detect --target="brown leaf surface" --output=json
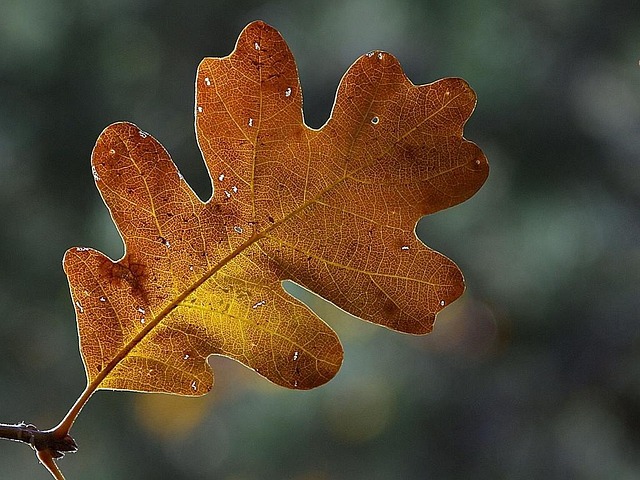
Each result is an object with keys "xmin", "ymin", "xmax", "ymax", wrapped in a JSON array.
[{"xmin": 64, "ymin": 21, "xmax": 488, "ymax": 395}]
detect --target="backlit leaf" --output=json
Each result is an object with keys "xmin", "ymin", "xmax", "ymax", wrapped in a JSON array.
[{"xmin": 64, "ymin": 21, "xmax": 488, "ymax": 396}]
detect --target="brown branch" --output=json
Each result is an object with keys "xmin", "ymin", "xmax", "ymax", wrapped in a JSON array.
[
  {"xmin": 0, "ymin": 422, "xmax": 77, "ymax": 457},
  {"xmin": 0, "ymin": 422, "xmax": 77, "ymax": 478}
]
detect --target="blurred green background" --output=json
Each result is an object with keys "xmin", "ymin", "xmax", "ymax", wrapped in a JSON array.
[{"xmin": 1, "ymin": 0, "xmax": 639, "ymax": 478}]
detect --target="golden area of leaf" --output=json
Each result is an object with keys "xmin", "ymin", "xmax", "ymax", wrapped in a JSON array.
[{"xmin": 64, "ymin": 21, "xmax": 488, "ymax": 395}]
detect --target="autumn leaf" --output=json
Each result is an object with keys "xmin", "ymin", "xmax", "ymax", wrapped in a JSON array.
[
  {"xmin": 0, "ymin": 21, "xmax": 489, "ymax": 479},
  {"xmin": 64, "ymin": 21, "xmax": 488, "ymax": 400}
]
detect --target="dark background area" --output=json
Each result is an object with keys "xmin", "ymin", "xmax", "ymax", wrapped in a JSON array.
[{"xmin": 1, "ymin": 0, "xmax": 639, "ymax": 478}]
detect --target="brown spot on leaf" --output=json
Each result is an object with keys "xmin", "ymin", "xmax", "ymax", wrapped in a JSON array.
[
  {"xmin": 99, "ymin": 255, "xmax": 148, "ymax": 302},
  {"xmin": 382, "ymin": 298, "xmax": 400, "ymax": 317}
]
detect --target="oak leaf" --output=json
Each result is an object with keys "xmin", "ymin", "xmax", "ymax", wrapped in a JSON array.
[{"xmin": 64, "ymin": 20, "xmax": 488, "ymax": 397}]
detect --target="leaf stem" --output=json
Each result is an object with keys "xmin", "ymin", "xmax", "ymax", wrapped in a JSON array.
[{"xmin": 51, "ymin": 385, "xmax": 94, "ymax": 438}]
